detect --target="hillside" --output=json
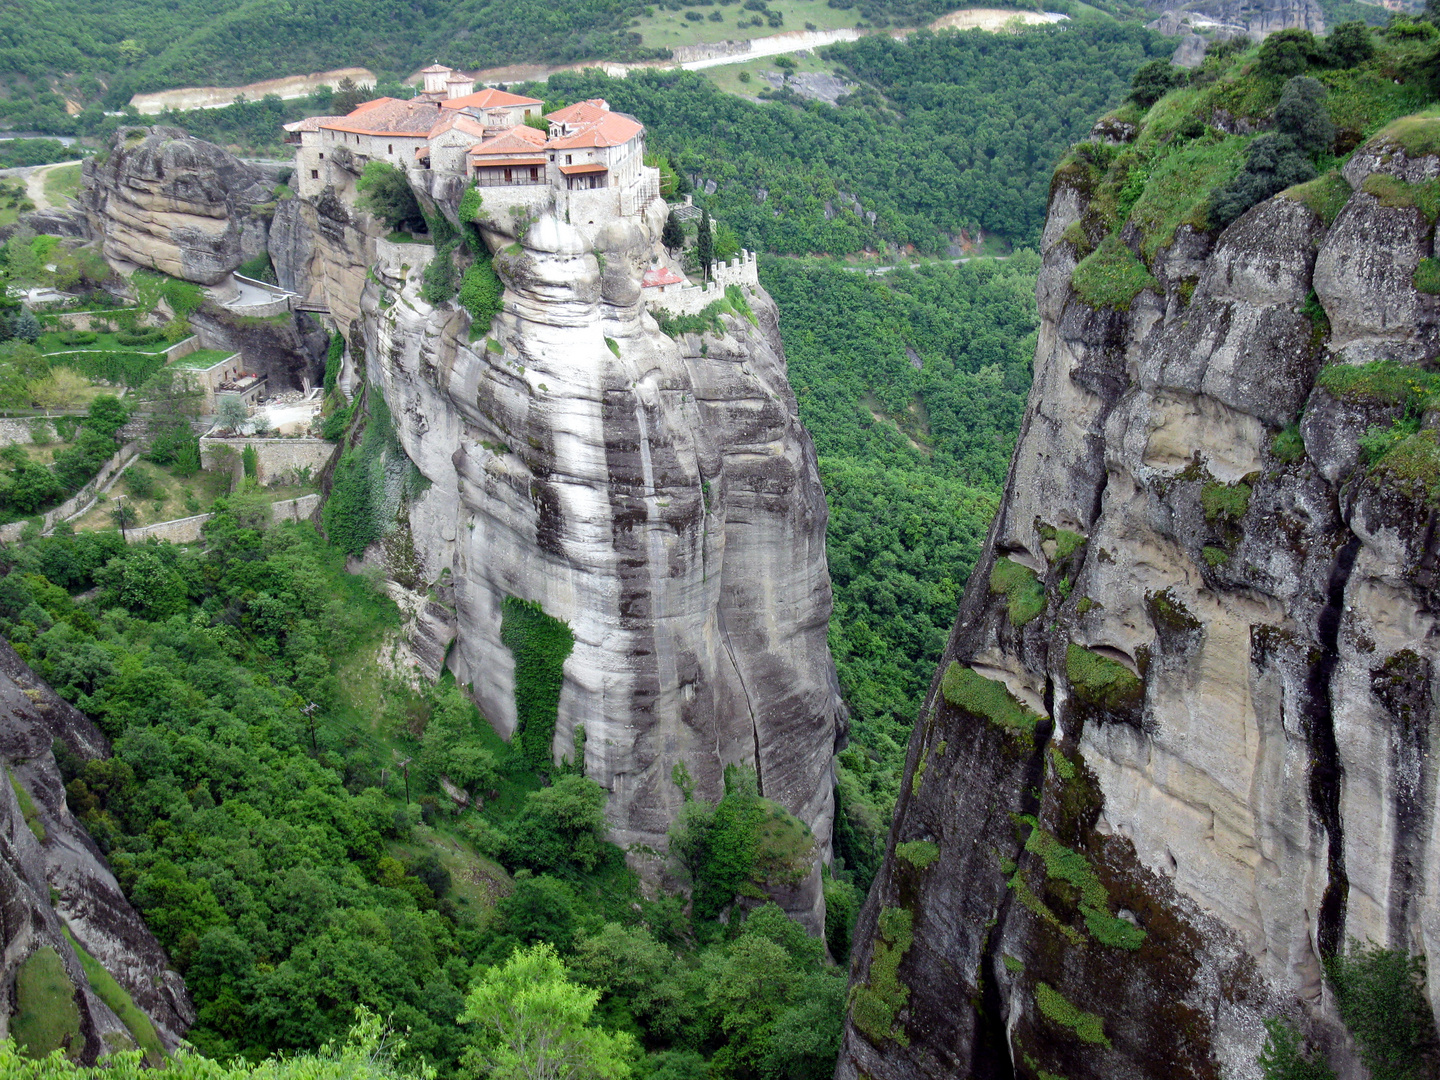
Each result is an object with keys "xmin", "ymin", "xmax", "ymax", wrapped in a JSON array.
[{"xmin": 838, "ymin": 17, "xmax": 1440, "ymax": 1080}]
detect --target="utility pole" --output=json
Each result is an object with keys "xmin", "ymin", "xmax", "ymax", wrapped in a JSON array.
[
  {"xmin": 398, "ymin": 756, "xmax": 412, "ymax": 806},
  {"xmin": 301, "ymin": 700, "xmax": 319, "ymax": 754}
]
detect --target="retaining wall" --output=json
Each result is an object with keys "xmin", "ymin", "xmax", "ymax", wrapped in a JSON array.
[
  {"xmin": 0, "ymin": 441, "xmax": 140, "ymax": 543},
  {"xmin": 376, "ymin": 238, "xmax": 436, "ymax": 274},
  {"xmin": 199, "ymin": 437, "xmax": 335, "ymax": 486},
  {"xmin": 124, "ymin": 493, "xmax": 321, "ymax": 544}
]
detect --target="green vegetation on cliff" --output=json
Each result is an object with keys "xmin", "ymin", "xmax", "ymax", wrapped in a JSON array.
[{"xmin": 0, "ymin": 508, "xmax": 846, "ymax": 1077}]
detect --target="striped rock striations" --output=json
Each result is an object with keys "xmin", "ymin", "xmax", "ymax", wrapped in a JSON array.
[{"xmin": 838, "ymin": 118, "xmax": 1440, "ymax": 1078}]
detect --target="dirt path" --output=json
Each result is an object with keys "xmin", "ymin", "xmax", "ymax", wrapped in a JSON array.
[{"xmin": 22, "ymin": 161, "xmax": 83, "ymax": 211}]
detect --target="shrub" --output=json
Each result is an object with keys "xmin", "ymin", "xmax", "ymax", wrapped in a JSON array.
[
  {"xmin": 1272, "ymin": 424, "xmax": 1306, "ymax": 463},
  {"xmin": 1325, "ymin": 941, "xmax": 1438, "ymax": 1080},
  {"xmin": 1415, "ymin": 258, "xmax": 1440, "ymax": 294},
  {"xmin": 1070, "ymin": 235, "xmax": 1159, "ymax": 311},
  {"xmin": 422, "ymin": 244, "xmax": 458, "ymax": 305},
  {"xmin": 1258, "ymin": 1019, "xmax": 1337, "ymax": 1080},
  {"xmin": 459, "ymin": 256, "xmax": 503, "ymax": 327},
  {"xmin": 989, "ymin": 556, "xmax": 1045, "ymax": 626},
  {"xmin": 1201, "ymin": 480, "xmax": 1252, "ymax": 521},
  {"xmin": 940, "ymin": 663, "xmax": 1040, "ymax": 739},
  {"xmin": 355, "ymin": 161, "xmax": 424, "ymax": 232},
  {"xmin": 1034, "ymin": 982, "xmax": 1110, "ymax": 1047},
  {"xmin": 1129, "ymin": 59, "xmax": 1186, "ymax": 108},
  {"xmin": 1065, "ymin": 643, "xmax": 1142, "ymax": 713},
  {"xmin": 1257, "ymin": 29, "xmax": 1323, "ymax": 78}
]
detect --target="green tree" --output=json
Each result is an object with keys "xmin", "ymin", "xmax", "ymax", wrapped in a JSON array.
[
  {"xmin": 1273, "ymin": 76, "xmax": 1334, "ymax": 156},
  {"xmin": 1257, "ymin": 29, "xmax": 1323, "ymax": 78},
  {"xmin": 696, "ymin": 209, "xmax": 713, "ymax": 282},
  {"xmin": 217, "ymin": 394, "xmax": 248, "ymax": 431},
  {"xmin": 508, "ymin": 775, "xmax": 612, "ymax": 873},
  {"xmin": 1327, "ymin": 21, "xmax": 1375, "ymax": 66},
  {"xmin": 356, "ymin": 162, "xmax": 424, "ymax": 232},
  {"xmin": 1129, "ymin": 59, "xmax": 1185, "ymax": 107},
  {"xmin": 662, "ymin": 210, "xmax": 685, "ymax": 254},
  {"xmin": 460, "ymin": 943, "xmax": 635, "ymax": 1080}
]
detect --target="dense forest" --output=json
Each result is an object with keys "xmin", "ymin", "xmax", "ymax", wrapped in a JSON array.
[
  {"xmin": 762, "ymin": 254, "xmax": 1038, "ymax": 884},
  {"xmin": 0, "ymin": 506, "xmax": 855, "ymax": 1078},
  {"xmin": 535, "ymin": 25, "xmax": 1172, "ymax": 250}
]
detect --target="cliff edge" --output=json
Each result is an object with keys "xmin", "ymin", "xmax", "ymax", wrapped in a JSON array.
[{"xmin": 838, "ymin": 47, "xmax": 1440, "ymax": 1080}]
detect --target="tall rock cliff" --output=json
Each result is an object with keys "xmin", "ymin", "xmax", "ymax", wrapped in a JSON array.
[
  {"xmin": 0, "ymin": 641, "xmax": 192, "ymax": 1059},
  {"xmin": 838, "ymin": 107, "xmax": 1440, "ymax": 1078},
  {"xmin": 276, "ymin": 157, "xmax": 845, "ymax": 927}
]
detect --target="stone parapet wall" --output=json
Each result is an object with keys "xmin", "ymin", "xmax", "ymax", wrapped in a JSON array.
[
  {"xmin": 123, "ymin": 493, "xmax": 321, "ymax": 544},
  {"xmin": 199, "ymin": 436, "xmax": 335, "ymax": 485},
  {"xmin": 376, "ymin": 238, "xmax": 436, "ymax": 273},
  {"xmin": 0, "ymin": 441, "xmax": 140, "ymax": 542}
]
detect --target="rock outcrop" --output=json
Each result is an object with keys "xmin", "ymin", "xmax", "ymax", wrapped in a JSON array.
[
  {"xmin": 0, "ymin": 641, "xmax": 192, "ymax": 1059},
  {"xmin": 1147, "ymin": 0, "xmax": 1324, "ymax": 67},
  {"xmin": 80, "ymin": 127, "xmax": 273, "ymax": 285},
  {"xmin": 838, "ymin": 116, "xmax": 1440, "ymax": 1078},
  {"xmin": 291, "ymin": 162, "xmax": 845, "ymax": 929}
]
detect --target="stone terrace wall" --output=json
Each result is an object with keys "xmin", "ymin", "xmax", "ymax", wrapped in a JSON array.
[
  {"xmin": 124, "ymin": 493, "xmax": 320, "ymax": 543},
  {"xmin": 199, "ymin": 436, "xmax": 335, "ymax": 485}
]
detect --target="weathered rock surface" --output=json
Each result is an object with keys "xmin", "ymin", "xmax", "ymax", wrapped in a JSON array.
[
  {"xmin": 294, "ymin": 172, "xmax": 845, "ymax": 930},
  {"xmin": 1147, "ymin": 0, "xmax": 1323, "ymax": 66},
  {"xmin": 0, "ymin": 641, "xmax": 192, "ymax": 1058},
  {"xmin": 838, "ymin": 125, "xmax": 1439, "ymax": 1078},
  {"xmin": 79, "ymin": 127, "xmax": 272, "ymax": 285}
]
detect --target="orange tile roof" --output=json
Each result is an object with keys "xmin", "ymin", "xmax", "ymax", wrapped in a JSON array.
[
  {"xmin": 350, "ymin": 97, "xmax": 393, "ymax": 114},
  {"xmin": 545, "ymin": 99, "xmax": 610, "ymax": 124},
  {"xmin": 468, "ymin": 127, "xmax": 548, "ymax": 155},
  {"xmin": 427, "ymin": 113, "xmax": 489, "ymax": 140},
  {"xmin": 642, "ymin": 266, "xmax": 685, "ymax": 288},
  {"xmin": 559, "ymin": 162, "xmax": 608, "ymax": 176},
  {"xmin": 421, "ymin": 64, "xmax": 452, "ymax": 73},
  {"xmin": 549, "ymin": 110, "xmax": 643, "ymax": 150},
  {"xmin": 442, "ymin": 87, "xmax": 545, "ymax": 111},
  {"xmin": 320, "ymin": 98, "xmax": 443, "ymax": 136}
]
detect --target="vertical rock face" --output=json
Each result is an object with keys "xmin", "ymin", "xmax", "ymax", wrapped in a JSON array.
[
  {"xmin": 839, "ymin": 120, "xmax": 1440, "ymax": 1078},
  {"xmin": 302, "ymin": 169, "xmax": 844, "ymax": 926},
  {"xmin": 80, "ymin": 127, "xmax": 273, "ymax": 285},
  {"xmin": 0, "ymin": 641, "xmax": 193, "ymax": 1058}
]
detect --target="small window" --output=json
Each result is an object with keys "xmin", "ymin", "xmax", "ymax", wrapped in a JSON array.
[
  {"xmin": 529, "ymin": 166, "xmax": 538, "ymax": 181},
  {"xmin": 318, "ymin": 152, "xmax": 324, "ymax": 159},
  {"xmin": 566, "ymin": 154, "xmax": 572, "ymax": 164},
  {"xmin": 311, "ymin": 170, "xmax": 319, "ymax": 179},
  {"xmin": 388, "ymin": 144, "xmax": 393, "ymax": 153}
]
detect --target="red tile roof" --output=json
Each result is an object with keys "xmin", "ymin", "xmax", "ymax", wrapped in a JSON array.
[
  {"xmin": 469, "ymin": 126, "xmax": 548, "ymax": 156},
  {"xmin": 442, "ymin": 87, "xmax": 545, "ymax": 111},
  {"xmin": 321, "ymin": 98, "xmax": 443, "ymax": 136},
  {"xmin": 427, "ymin": 113, "xmax": 489, "ymax": 140},
  {"xmin": 545, "ymin": 99, "xmax": 610, "ymax": 125},
  {"xmin": 641, "ymin": 266, "xmax": 685, "ymax": 288},
  {"xmin": 559, "ymin": 162, "xmax": 608, "ymax": 175},
  {"xmin": 550, "ymin": 110, "xmax": 643, "ymax": 150}
]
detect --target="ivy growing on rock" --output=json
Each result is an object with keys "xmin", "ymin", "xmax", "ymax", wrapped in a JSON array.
[{"xmin": 499, "ymin": 595, "xmax": 575, "ymax": 773}]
